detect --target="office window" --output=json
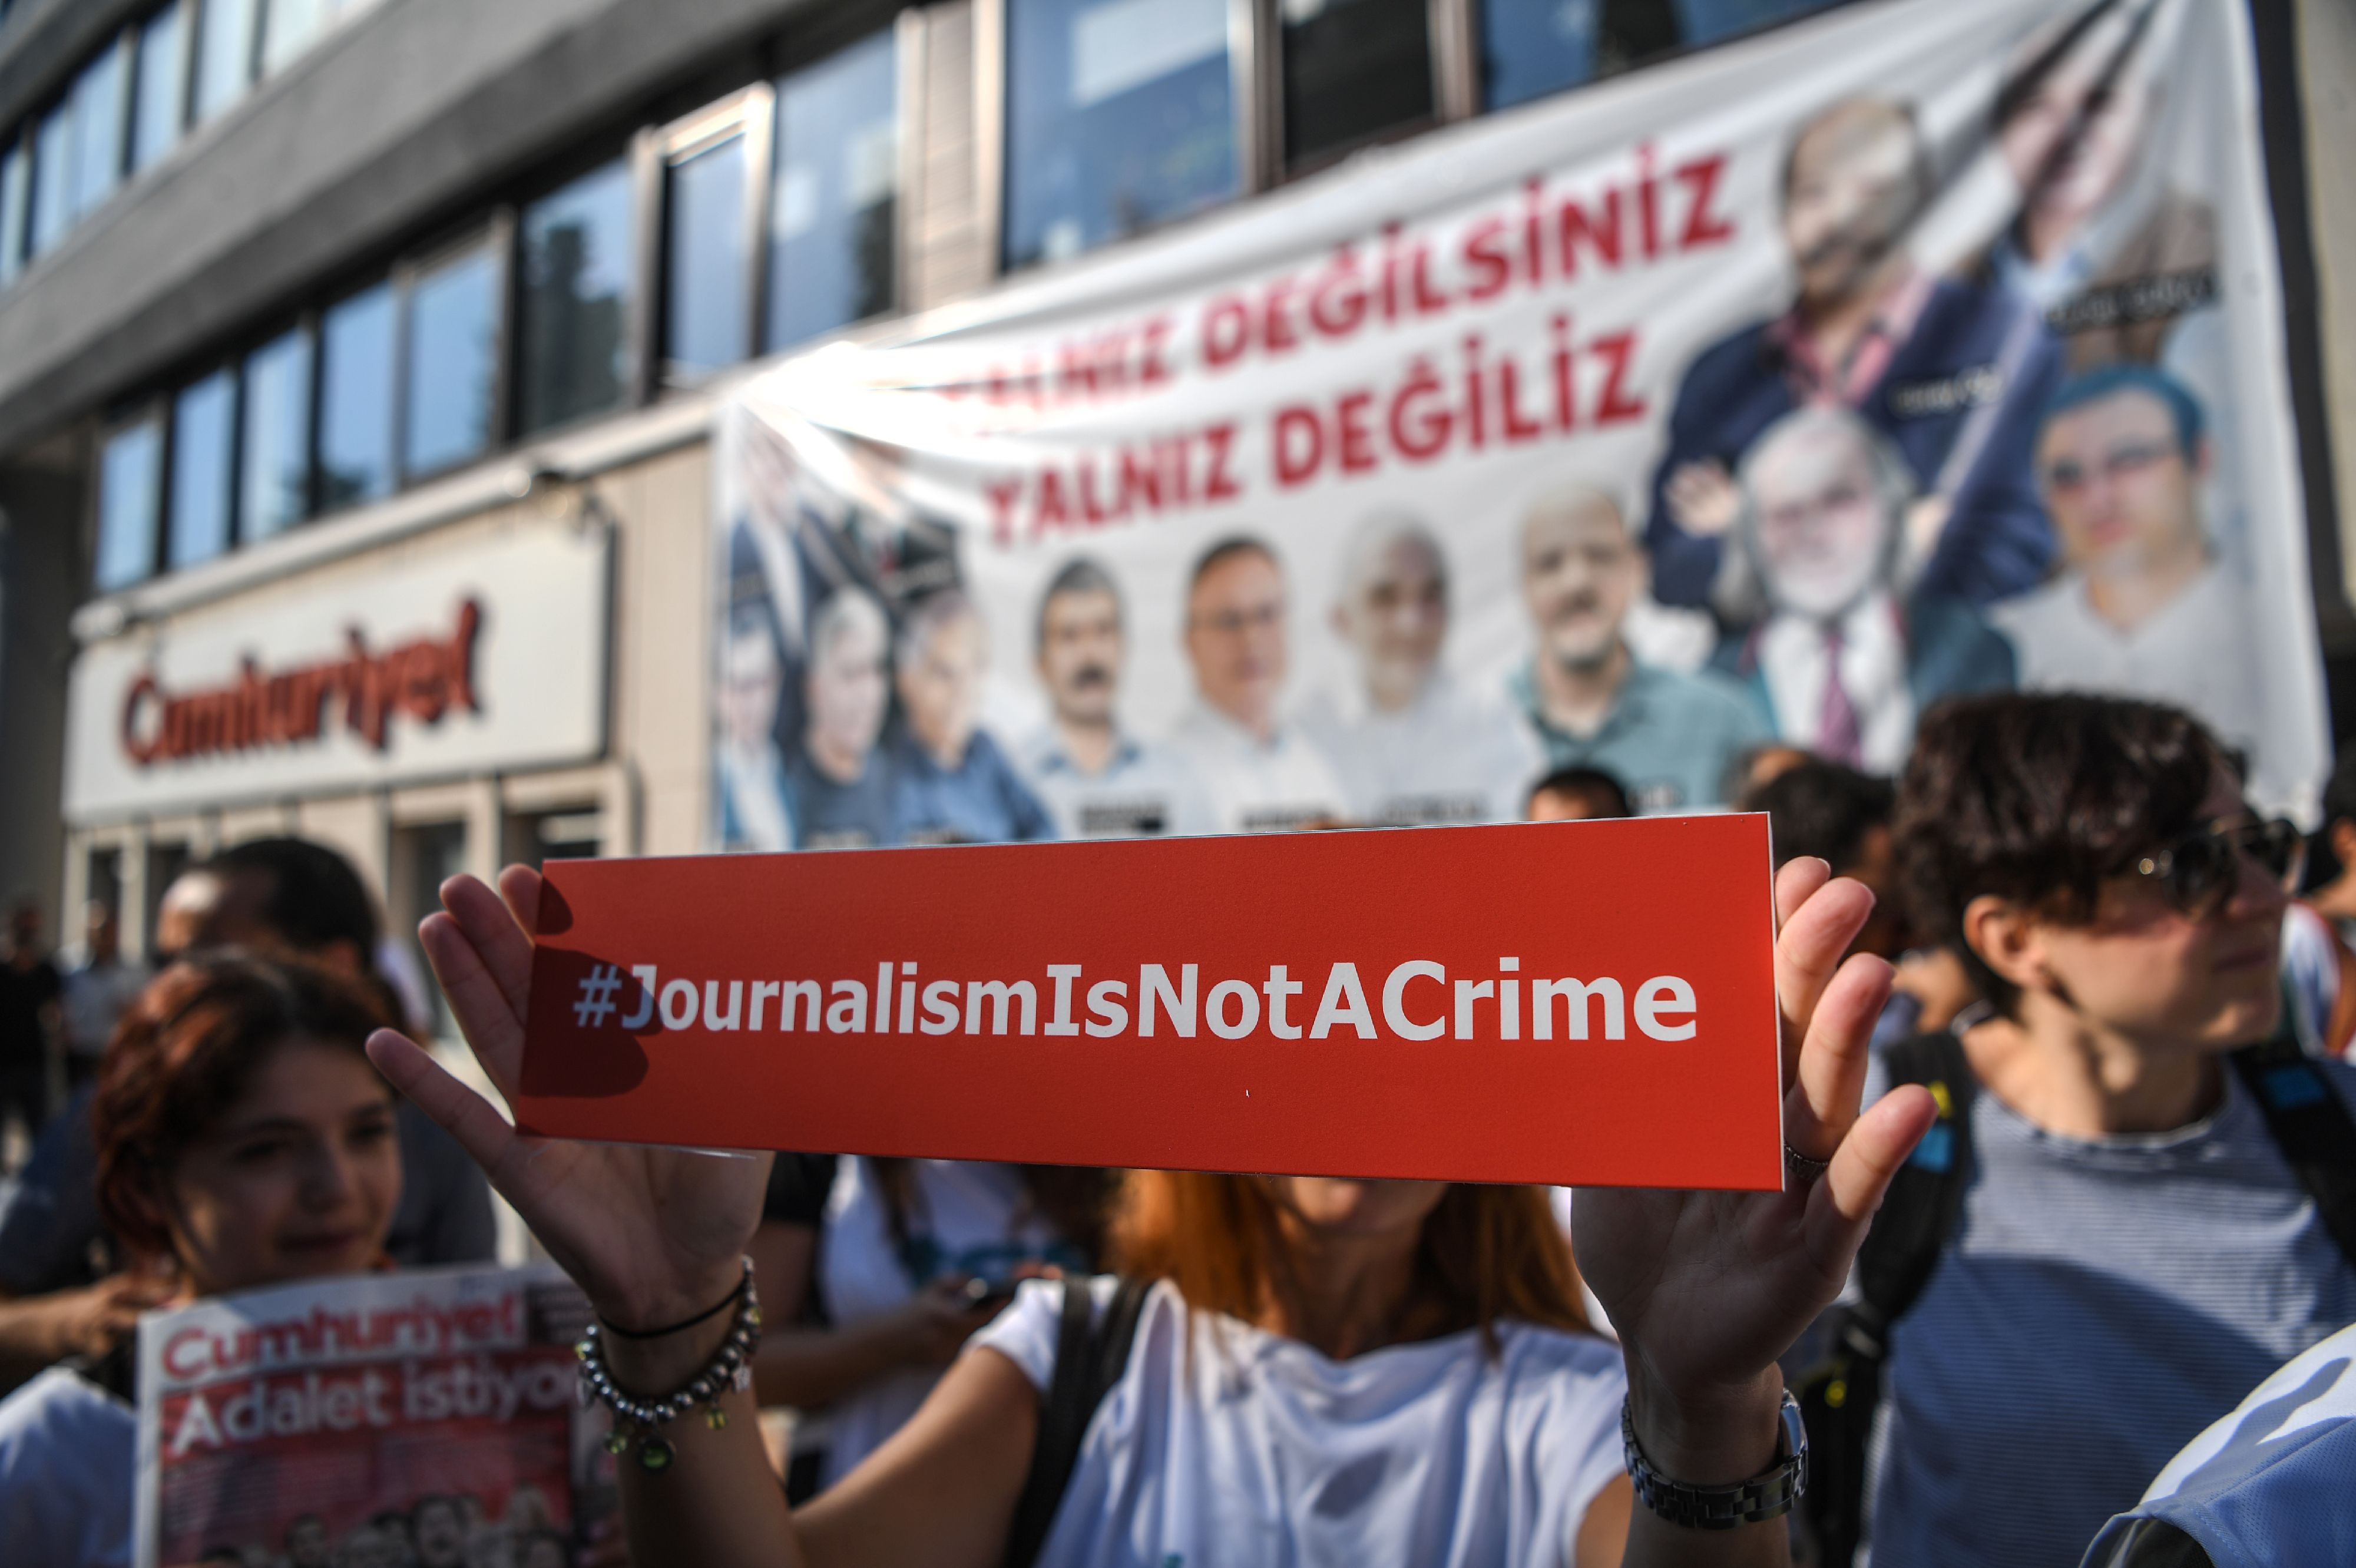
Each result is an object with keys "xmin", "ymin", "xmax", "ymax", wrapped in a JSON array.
[
  {"xmin": 319, "ymin": 282, "xmax": 395, "ymax": 510},
  {"xmin": 241, "ymin": 325, "xmax": 313, "ymax": 540},
  {"xmin": 518, "ymin": 158, "xmax": 635, "ymax": 434},
  {"xmin": 403, "ymin": 239, "xmax": 500, "ymax": 476},
  {"xmin": 1003, "ymin": 0, "xmax": 1237, "ymax": 271},
  {"xmin": 1483, "ymin": 0, "xmax": 1849, "ymax": 108},
  {"xmin": 767, "ymin": 31, "xmax": 899, "ymax": 351},
  {"xmin": 664, "ymin": 133, "xmax": 751, "ymax": 381},
  {"xmin": 69, "ymin": 42, "xmax": 128, "ymax": 219},
  {"xmin": 131, "ymin": 5, "xmax": 188, "ymax": 173},
  {"xmin": 29, "ymin": 104, "xmax": 69, "ymax": 256},
  {"xmin": 167, "ymin": 368, "xmax": 236, "ymax": 570},
  {"xmin": 96, "ymin": 416, "xmax": 164, "ymax": 591},
  {"xmin": 0, "ymin": 141, "xmax": 25, "ymax": 286},
  {"xmin": 1283, "ymin": 0, "xmax": 1433, "ymax": 168},
  {"xmin": 193, "ymin": 0, "xmax": 259, "ymax": 125}
]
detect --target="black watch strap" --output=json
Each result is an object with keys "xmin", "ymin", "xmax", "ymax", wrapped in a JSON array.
[{"xmin": 1620, "ymin": 1391, "xmax": 1809, "ymax": 1531}]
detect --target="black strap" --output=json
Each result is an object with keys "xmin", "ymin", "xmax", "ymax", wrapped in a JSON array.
[
  {"xmin": 1002, "ymin": 1276, "xmax": 1151, "ymax": 1568},
  {"xmin": 2087, "ymin": 1517, "xmax": 2218, "ymax": 1568},
  {"xmin": 1796, "ymin": 1030, "xmax": 1976, "ymax": 1568},
  {"xmin": 2229, "ymin": 1034, "xmax": 2356, "ymax": 1273},
  {"xmin": 1851, "ymin": 1031, "xmax": 1978, "ymax": 1335}
]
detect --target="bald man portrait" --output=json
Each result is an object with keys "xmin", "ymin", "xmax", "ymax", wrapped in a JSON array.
[
  {"xmin": 1646, "ymin": 94, "xmax": 2062, "ymax": 613},
  {"xmin": 1299, "ymin": 512, "xmax": 1539, "ymax": 825},
  {"xmin": 1508, "ymin": 486, "xmax": 1766, "ymax": 813}
]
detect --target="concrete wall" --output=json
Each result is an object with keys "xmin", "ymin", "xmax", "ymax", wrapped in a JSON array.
[
  {"xmin": 0, "ymin": 443, "xmax": 81, "ymax": 919},
  {"xmin": 2297, "ymin": 0, "xmax": 2356, "ymax": 617}
]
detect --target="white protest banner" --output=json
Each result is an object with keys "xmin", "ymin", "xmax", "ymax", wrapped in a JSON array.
[{"xmin": 710, "ymin": 0, "xmax": 2322, "ymax": 856}]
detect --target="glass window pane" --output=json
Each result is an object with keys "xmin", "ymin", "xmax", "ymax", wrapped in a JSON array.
[
  {"xmin": 193, "ymin": 0, "xmax": 259, "ymax": 124},
  {"xmin": 29, "ymin": 105, "xmax": 70, "ymax": 256},
  {"xmin": 1282, "ymin": 0, "xmax": 1433, "ymax": 168},
  {"xmin": 167, "ymin": 369, "xmax": 236, "ymax": 570},
  {"xmin": 70, "ymin": 43, "xmax": 128, "ymax": 218},
  {"xmin": 96, "ymin": 418, "xmax": 164, "ymax": 591},
  {"xmin": 0, "ymin": 143, "xmax": 26, "ymax": 286},
  {"xmin": 241, "ymin": 326, "xmax": 313, "ymax": 540},
  {"xmin": 519, "ymin": 157, "xmax": 635, "ymax": 433},
  {"xmin": 319, "ymin": 282, "xmax": 395, "ymax": 510},
  {"xmin": 664, "ymin": 134, "xmax": 749, "ymax": 381},
  {"xmin": 1483, "ymin": 0, "xmax": 1847, "ymax": 107},
  {"xmin": 132, "ymin": 6, "xmax": 188, "ymax": 173},
  {"xmin": 403, "ymin": 242, "xmax": 499, "ymax": 476},
  {"xmin": 767, "ymin": 31, "xmax": 899, "ymax": 350},
  {"xmin": 262, "ymin": 0, "xmax": 327, "ymax": 75},
  {"xmin": 1004, "ymin": 0, "xmax": 1236, "ymax": 271}
]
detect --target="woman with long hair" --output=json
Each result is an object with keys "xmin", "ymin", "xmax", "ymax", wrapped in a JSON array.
[
  {"xmin": 373, "ymin": 859, "xmax": 1934, "ymax": 1566},
  {"xmin": 0, "ymin": 955, "xmax": 401, "ymax": 1567}
]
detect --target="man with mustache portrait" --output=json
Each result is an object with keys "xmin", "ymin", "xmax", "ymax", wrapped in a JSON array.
[
  {"xmin": 1646, "ymin": 95, "xmax": 2062, "ymax": 614},
  {"xmin": 1508, "ymin": 485, "xmax": 1766, "ymax": 814},
  {"xmin": 1018, "ymin": 558, "xmax": 1212, "ymax": 839}
]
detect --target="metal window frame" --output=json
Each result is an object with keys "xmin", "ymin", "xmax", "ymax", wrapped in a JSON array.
[
  {"xmin": 391, "ymin": 214, "xmax": 517, "ymax": 487},
  {"xmin": 91, "ymin": 401, "xmax": 170, "ymax": 593},
  {"xmin": 651, "ymin": 82, "xmax": 775, "ymax": 393},
  {"xmin": 766, "ymin": 19, "xmax": 911, "ymax": 355},
  {"xmin": 984, "ymin": 0, "xmax": 1481, "ymax": 276},
  {"xmin": 164, "ymin": 359, "xmax": 242, "ymax": 568},
  {"xmin": 511, "ymin": 145, "xmax": 646, "ymax": 440}
]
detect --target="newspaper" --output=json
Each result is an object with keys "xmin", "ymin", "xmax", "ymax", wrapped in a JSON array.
[{"xmin": 133, "ymin": 1263, "xmax": 614, "ymax": 1568}]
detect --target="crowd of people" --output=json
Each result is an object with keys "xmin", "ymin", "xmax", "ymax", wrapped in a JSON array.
[{"xmin": 5, "ymin": 683, "xmax": 2355, "ymax": 1567}]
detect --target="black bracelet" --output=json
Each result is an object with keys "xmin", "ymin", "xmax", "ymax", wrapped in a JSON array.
[{"xmin": 598, "ymin": 1260, "xmax": 752, "ymax": 1340}]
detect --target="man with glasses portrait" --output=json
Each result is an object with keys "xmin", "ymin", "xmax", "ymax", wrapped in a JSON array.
[{"xmin": 1994, "ymin": 365, "xmax": 2263, "ymax": 786}]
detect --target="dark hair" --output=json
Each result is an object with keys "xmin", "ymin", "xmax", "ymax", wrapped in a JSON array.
[
  {"xmin": 1992, "ymin": 0, "xmax": 2159, "ymax": 128},
  {"xmin": 93, "ymin": 953, "xmax": 395, "ymax": 1258},
  {"xmin": 1895, "ymin": 694, "xmax": 2225, "ymax": 1012},
  {"xmin": 2041, "ymin": 363, "xmax": 2205, "ymax": 458},
  {"xmin": 1743, "ymin": 761, "xmax": 1896, "ymax": 874},
  {"xmin": 1526, "ymin": 766, "xmax": 1632, "ymax": 820},
  {"xmin": 1187, "ymin": 535, "xmax": 1277, "ymax": 597},
  {"xmin": 1037, "ymin": 557, "xmax": 1122, "ymax": 649},
  {"xmin": 206, "ymin": 837, "xmax": 381, "ymax": 958}
]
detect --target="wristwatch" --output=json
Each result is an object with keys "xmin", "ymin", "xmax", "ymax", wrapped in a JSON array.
[{"xmin": 1620, "ymin": 1391, "xmax": 1809, "ymax": 1530}]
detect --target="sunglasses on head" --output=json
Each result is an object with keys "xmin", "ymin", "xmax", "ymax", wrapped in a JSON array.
[{"xmin": 2131, "ymin": 816, "xmax": 2305, "ymax": 917}]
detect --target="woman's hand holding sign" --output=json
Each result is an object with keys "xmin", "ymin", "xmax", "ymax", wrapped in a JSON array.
[
  {"xmin": 1577, "ymin": 857, "xmax": 1938, "ymax": 1555},
  {"xmin": 364, "ymin": 868, "xmax": 770, "ymax": 1337}
]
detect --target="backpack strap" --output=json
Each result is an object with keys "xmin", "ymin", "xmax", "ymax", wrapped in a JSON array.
[
  {"xmin": 1796, "ymin": 1028, "xmax": 1977, "ymax": 1568},
  {"xmin": 1850, "ymin": 1030, "xmax": 1978, "ymax": 1340},
  {"xmin": 2229, "ymin": 1035, "xmax": 2356, "ymax": 1274},
  {"xmin": 1002, "ymin": 1276, "xmax": 1152, "ymax": 1568}
]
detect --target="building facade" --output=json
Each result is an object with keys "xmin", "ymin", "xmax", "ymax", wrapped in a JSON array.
[{"xmin": 0, "ymin": 0, "xmax": 2351, "ymax": 990}]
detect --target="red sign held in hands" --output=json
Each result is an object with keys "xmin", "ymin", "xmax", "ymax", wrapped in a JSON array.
[{"xmin": 514, "ymin": 816, "xmax": 1783, "ymax": 1190}]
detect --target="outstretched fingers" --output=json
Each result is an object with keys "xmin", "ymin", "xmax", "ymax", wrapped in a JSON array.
[
  {"xmin": 1773, "ymin": 869, "xmax": 1876, "ymax": 1077},
  {"xmin": 416, "ymin": 907, "xmax": 529, "ymax": 1094},
  {"xmin": 1782, "ymin": 948, "xmax": 1895, "ymax": 1159},
  {"xmin": 439, "ymin": 872, "xmax": 538, "ymax": 1022},
  {"xmin": 366, "ymin": 1028, "xmax": 525, "ymax": 1189},
  {"xmin": 1804, "ymin": 1084, "xmax": 1938, "ymax": 1280}
]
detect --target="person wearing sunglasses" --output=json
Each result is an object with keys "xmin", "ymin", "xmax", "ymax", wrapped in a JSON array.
[
  {"xmin": 1994, "ymin": 365, "xmax": 2284, "ymax": 809},
  {"xmin": 1818, "ymin": 692, "xmax": 2356, "ymax": 1568}
]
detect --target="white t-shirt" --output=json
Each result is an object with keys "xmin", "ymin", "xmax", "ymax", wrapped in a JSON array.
[
  {"xmin": 1299, "ymin": 676, "xmax": 1544, "ymax": 826},
  {"xmin": 973, "ymin": 1278, "xmax": 1629, "ymax": 1568},
  {"xmin": 0, "ymin": 1365, "xmax": 134, "ymax": 1567},
  {"xmin": 816, "ymin": 1159, "xmax": 1086, "ymax": 1488},
  {"xmin": 1993, "ymin": 563, "xmax": 2263, "ymax": 773},
  {"xmin": 1167, "ymin": 706, "xmax": 1349, "ymax": 834}
]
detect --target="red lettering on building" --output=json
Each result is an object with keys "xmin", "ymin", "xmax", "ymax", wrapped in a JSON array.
[{"xmin": 121, "ymin": 600, "xmax": 484, "ymax": 768}]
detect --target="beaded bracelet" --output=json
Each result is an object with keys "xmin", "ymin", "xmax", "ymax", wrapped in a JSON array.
[{"xmin": 575, "ymin": 1257, "xmax": 763, "ymax": 1473}]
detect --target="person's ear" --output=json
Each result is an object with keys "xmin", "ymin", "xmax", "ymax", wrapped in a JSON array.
[{"xmin": 1961, "ymin": 894, "xmax": 2051, "ymax": 997}]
